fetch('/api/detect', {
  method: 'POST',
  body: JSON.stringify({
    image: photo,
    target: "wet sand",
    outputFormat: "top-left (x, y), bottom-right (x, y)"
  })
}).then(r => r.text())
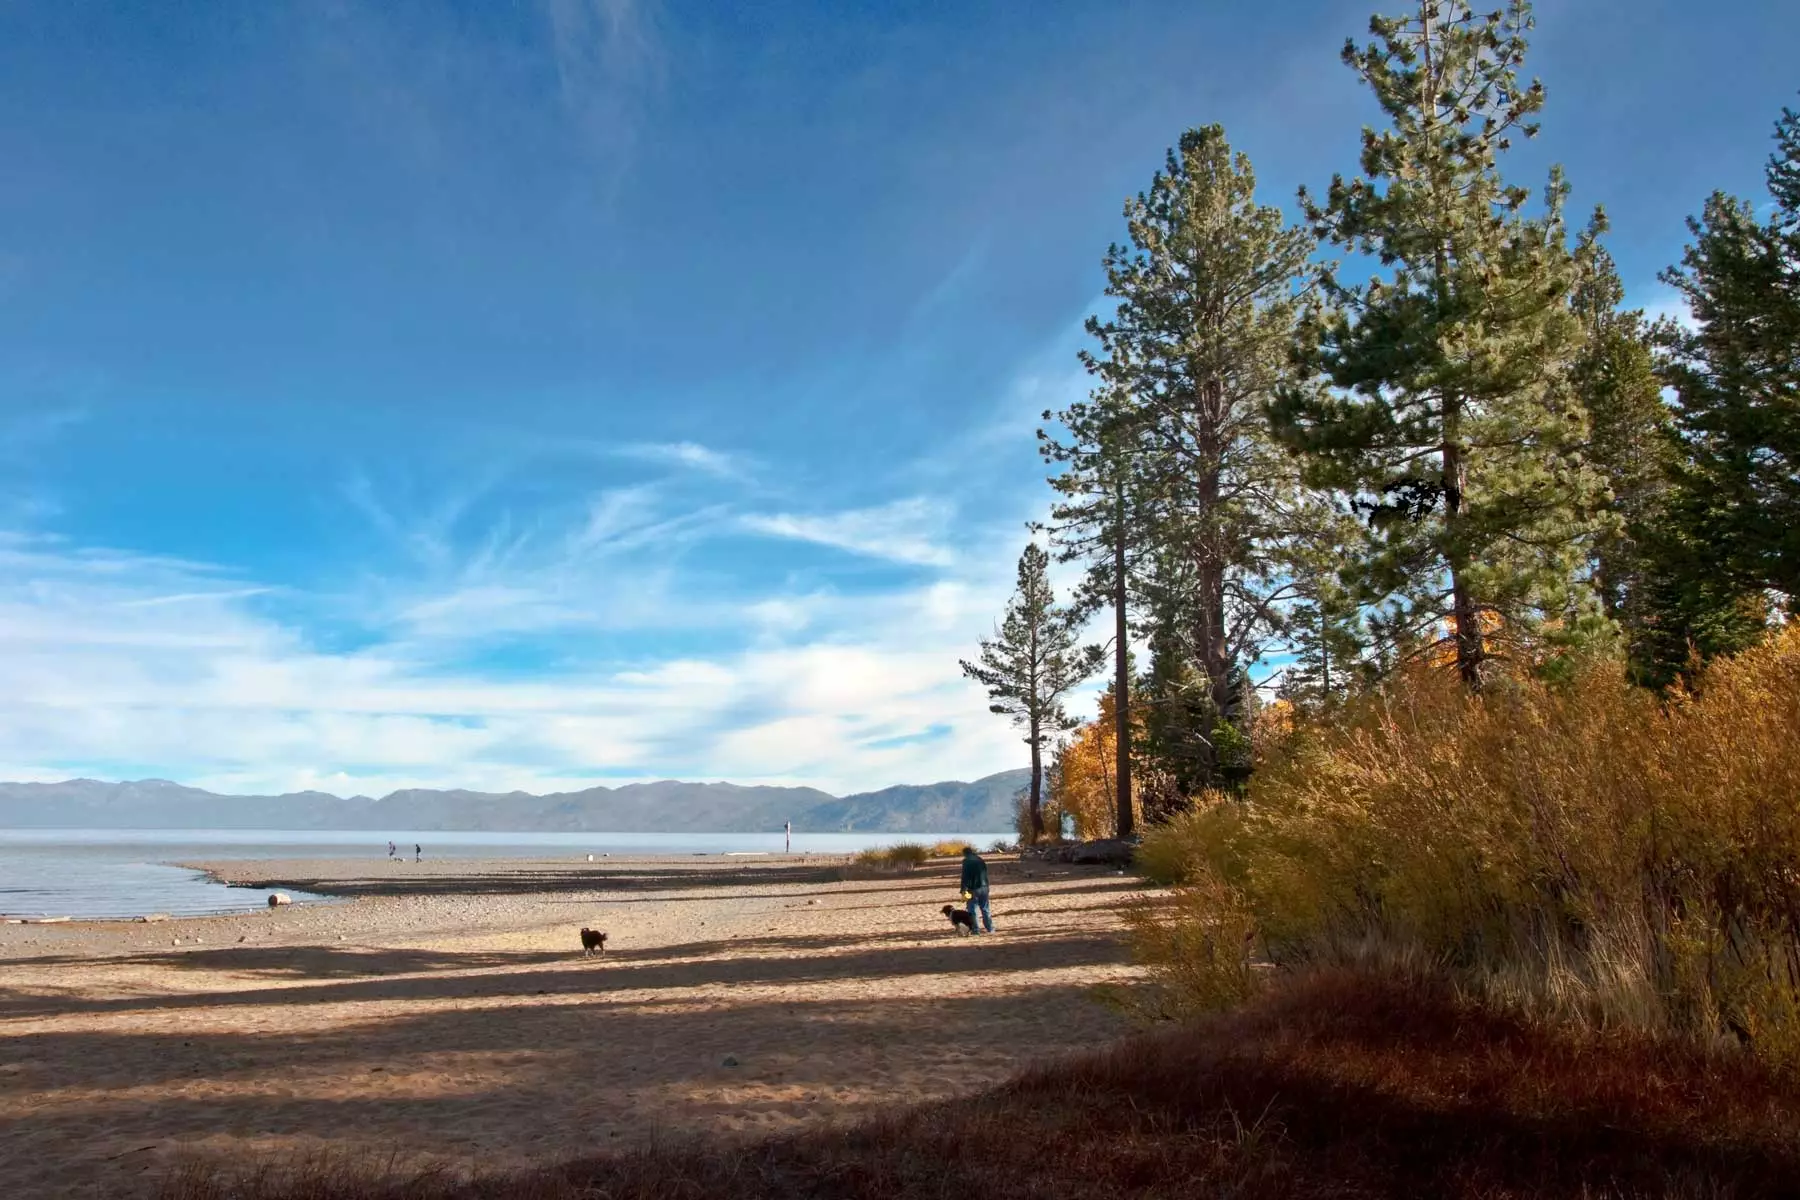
top-left (0, 854), bottom-right (1144, 1197)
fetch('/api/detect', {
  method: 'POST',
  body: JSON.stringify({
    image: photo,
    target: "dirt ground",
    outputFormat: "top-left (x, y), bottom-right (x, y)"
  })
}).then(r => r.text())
top-left (0, 855), bottom-right (1143, 1198)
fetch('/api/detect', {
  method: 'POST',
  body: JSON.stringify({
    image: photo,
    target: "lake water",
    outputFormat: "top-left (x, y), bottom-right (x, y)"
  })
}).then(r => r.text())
top-left (0, 828), bottom-right (1013, 921)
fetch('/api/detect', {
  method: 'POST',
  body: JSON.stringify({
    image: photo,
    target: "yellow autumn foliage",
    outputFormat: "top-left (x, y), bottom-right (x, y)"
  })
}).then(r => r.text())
top-left (1136, 626), bottom-right (1800, 1067)
top-left (1050, 690), bottom-right (1142, 839)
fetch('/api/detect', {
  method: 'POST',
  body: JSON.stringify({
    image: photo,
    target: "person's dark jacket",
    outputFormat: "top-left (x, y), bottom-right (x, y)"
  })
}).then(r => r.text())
top-left (959, 851), bottom-right (989, 894)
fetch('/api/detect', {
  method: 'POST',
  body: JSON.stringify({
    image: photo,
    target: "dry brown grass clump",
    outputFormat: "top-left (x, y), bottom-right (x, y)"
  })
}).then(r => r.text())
top-left (1136, 626), bottom-right (1800, 1061)
top-left (928, 839), bottom-right (973, 857)
top-left (851, 842), bottom-right (930, 869)
top-left (156, 971), bottom-right (1800, 1200)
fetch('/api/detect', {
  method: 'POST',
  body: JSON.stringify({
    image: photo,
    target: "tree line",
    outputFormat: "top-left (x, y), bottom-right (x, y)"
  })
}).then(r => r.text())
top-left (962, 0), bottom-right (1797, 842)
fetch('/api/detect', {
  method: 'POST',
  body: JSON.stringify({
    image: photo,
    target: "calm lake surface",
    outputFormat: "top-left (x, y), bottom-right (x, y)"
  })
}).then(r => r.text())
top-left (0, 829), bottom-right (1012, 920)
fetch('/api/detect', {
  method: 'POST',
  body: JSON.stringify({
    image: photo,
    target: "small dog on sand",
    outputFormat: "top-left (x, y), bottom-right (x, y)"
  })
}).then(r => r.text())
top-left (579, 927), bottom-right (608, 957)
top-left (941, 905), bottom-right (977, 935)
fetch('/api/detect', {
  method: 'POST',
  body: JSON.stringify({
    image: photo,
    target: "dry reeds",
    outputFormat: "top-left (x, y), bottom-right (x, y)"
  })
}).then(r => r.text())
top-left (1137, 626), bottom-right (1800, 1064)
top-left (852, 842), bottom-right (930, 870)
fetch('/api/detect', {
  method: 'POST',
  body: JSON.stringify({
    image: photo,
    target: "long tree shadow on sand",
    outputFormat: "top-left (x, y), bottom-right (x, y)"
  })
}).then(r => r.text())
top-left (0, 917), bottom-right (1137, 1198)
top-left (17, 970), bottom-right (1800, 1199)
top-left (0, 926), bottom-right (1129, 1019)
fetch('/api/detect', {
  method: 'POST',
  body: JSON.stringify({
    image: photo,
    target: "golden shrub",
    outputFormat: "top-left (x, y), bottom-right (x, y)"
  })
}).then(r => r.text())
top-left (1050, 691), bottom-right (1143, 839)
top-left (1123, 865), bottom-right (1260, 1019)
top-left (854, 843), bottom-right (930, 869)
top-left (1131, 627), bottom-right (1800, 1067)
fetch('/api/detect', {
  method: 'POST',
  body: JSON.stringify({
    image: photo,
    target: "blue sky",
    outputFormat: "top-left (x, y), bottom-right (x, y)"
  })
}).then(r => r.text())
top-left (0, 0), bottom-right (1794, 797)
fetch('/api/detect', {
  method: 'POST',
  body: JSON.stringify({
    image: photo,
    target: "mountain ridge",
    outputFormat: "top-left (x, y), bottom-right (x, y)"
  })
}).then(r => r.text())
top-left (0, 770), bottom-right (1031, 833)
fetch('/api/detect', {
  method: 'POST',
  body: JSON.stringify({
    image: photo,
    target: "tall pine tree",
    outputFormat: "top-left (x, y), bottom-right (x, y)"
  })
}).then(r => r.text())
top-left (1572, 231), bottom-right (1666, 635)
top-left (960, 544), bottom-right (1102, 841)
top-left (1570, 231), bottom-right (1767, 687)
top-left (1277, 500), bottom-right (1370, 714)
top-left (1270, 0), bottom-right (1606, 689)
top-left (1658, 101), bottom-right (1800, 606)
top-left (1038, 395), bottom-right (1142, 838)
top-left (1054, 124), bottom-right (1316, 791)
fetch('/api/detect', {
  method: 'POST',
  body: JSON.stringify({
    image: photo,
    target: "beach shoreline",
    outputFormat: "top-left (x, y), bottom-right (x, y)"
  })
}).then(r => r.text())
top-left (0, 853), bottom-right (1145, 1198)
top-left (0, 851), bottom-right (880, 926)
top-left (182, 851), bottom-right (861, 891)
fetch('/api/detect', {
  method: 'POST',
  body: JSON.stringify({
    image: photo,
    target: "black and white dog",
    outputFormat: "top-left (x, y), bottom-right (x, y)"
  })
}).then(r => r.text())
top-left (940, 904), bottom-right (977, 935)
top-left (579, 927), bottom-right (608, 957)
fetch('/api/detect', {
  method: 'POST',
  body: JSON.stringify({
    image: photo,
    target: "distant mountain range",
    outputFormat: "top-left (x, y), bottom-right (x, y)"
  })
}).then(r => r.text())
top-left (0, 770), bottom-right (1032, 834)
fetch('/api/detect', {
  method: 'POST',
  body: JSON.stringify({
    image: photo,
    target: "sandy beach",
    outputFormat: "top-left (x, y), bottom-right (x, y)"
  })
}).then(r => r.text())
top-left (0, 854), bottom-right (1143, 1198)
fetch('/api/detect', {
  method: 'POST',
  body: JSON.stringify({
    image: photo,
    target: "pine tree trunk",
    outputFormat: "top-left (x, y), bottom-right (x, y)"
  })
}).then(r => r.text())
top-left (1443, 418), bottom-right (1484, 689)
top-left (1420, 14), bottom-right (1484, 693)
top-left (1098, 721), bottom-right (1115, 839)
top-left (1195, 377), bottom-right (1230, 779)
top-left (1028, 717), bottom-right (1045, 842)
top-left (1113, 481), bottom-right (1134, 840)
top-left (1321, 603), bottom-right (1332, 698)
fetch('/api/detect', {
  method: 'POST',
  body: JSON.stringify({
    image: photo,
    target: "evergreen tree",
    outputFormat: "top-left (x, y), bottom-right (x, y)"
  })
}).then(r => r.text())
top-left (1570, 232), bottom-right (1768, 687)
top-left (1658, 101), bottom-right (1800, 605)
top-left (1038, 396), bottom-right (1142, 839)
top-left (1135, 617), bottom-right (1216, 815)
top-left (960, 544), bottom-right (1103, 841)
top-left (1278, 522), bottom-right (1369, 714)
top-left (1270, 0), bottom-right (1607, 690)
top-left (1625, 542), bottom-right (1770, 690)
top-left (1572, 232), bottom-right (1667, 634)
top-left (1052, 124), bottom-right (1316, 794)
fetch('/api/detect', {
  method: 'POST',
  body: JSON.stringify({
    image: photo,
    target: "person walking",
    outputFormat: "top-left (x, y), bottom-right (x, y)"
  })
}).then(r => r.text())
top-left (387, 841), bottom-right (396, 860)
top-left (959, 845), bottom-right (993, 934)
top-left (784, 820), bottom-right (791, 855)
top-left (414, 843), bottom-right (422, 863)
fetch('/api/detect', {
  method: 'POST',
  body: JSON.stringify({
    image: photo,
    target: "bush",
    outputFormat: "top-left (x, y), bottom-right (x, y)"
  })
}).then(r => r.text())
top-left (928, 840), bottom-right (972, 858)
top-left (1011, 788), bottom-right (1067, 845)
top-left (853, 843), bottom-right (930, 870)
top-left (1123, 865), bottom-right (1260, 1019)
top-left (1132, 627), bottom-right (1800, 1067)
top-left (1134, 796), bottom-right (1245, 886)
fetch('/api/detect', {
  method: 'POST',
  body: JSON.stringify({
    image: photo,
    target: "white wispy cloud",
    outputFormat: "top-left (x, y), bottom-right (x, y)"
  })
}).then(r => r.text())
top-left (114, 587), bottom-right (278, 609)
top-left (0, 521), bottom-right (1032, 796)
top-left (0, 329), bottom-right (1109, 798)
top-left (545, 0), bottom-right (665, 197)
top-left (340, 466), bottom-right (516, 573)
top-left (615, 440), bottom-right (747, 479)
top-left (567, 483), bottom-right (665, 548)
top-left (739, 497), bottom-right (959, 567)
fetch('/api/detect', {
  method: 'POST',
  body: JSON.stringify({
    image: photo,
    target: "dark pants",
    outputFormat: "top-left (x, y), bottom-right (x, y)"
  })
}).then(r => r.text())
top-left (966, 886), bottom-right (993, 933)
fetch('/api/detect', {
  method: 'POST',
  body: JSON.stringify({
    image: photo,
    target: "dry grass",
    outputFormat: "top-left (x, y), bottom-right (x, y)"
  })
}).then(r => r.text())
top-left (1011, 788), bottom-right (1070, 846)
top-left (927, 839), bottom-right (973, 858)
top-left (1122, 863), bottom-right (1260, 1019)
top-left (851, 842), bottom-right (930, 869)
top-left (1137, 626), bottom-right (1800, 1065)
top-left (155, 970), bottom-right (1800, 1199)
top-left (1132, 793), bottom-right (1243, 887)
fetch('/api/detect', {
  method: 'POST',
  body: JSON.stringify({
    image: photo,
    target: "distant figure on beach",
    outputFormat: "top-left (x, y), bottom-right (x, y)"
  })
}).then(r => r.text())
top-left (960, 845), bottom-right (993, 934)
top-left (784, 820), bottom-right (791, 854)
top-left (387, 841), bottom-right (395, 860)
top-left (414, 843), bottom-right (422, 862)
